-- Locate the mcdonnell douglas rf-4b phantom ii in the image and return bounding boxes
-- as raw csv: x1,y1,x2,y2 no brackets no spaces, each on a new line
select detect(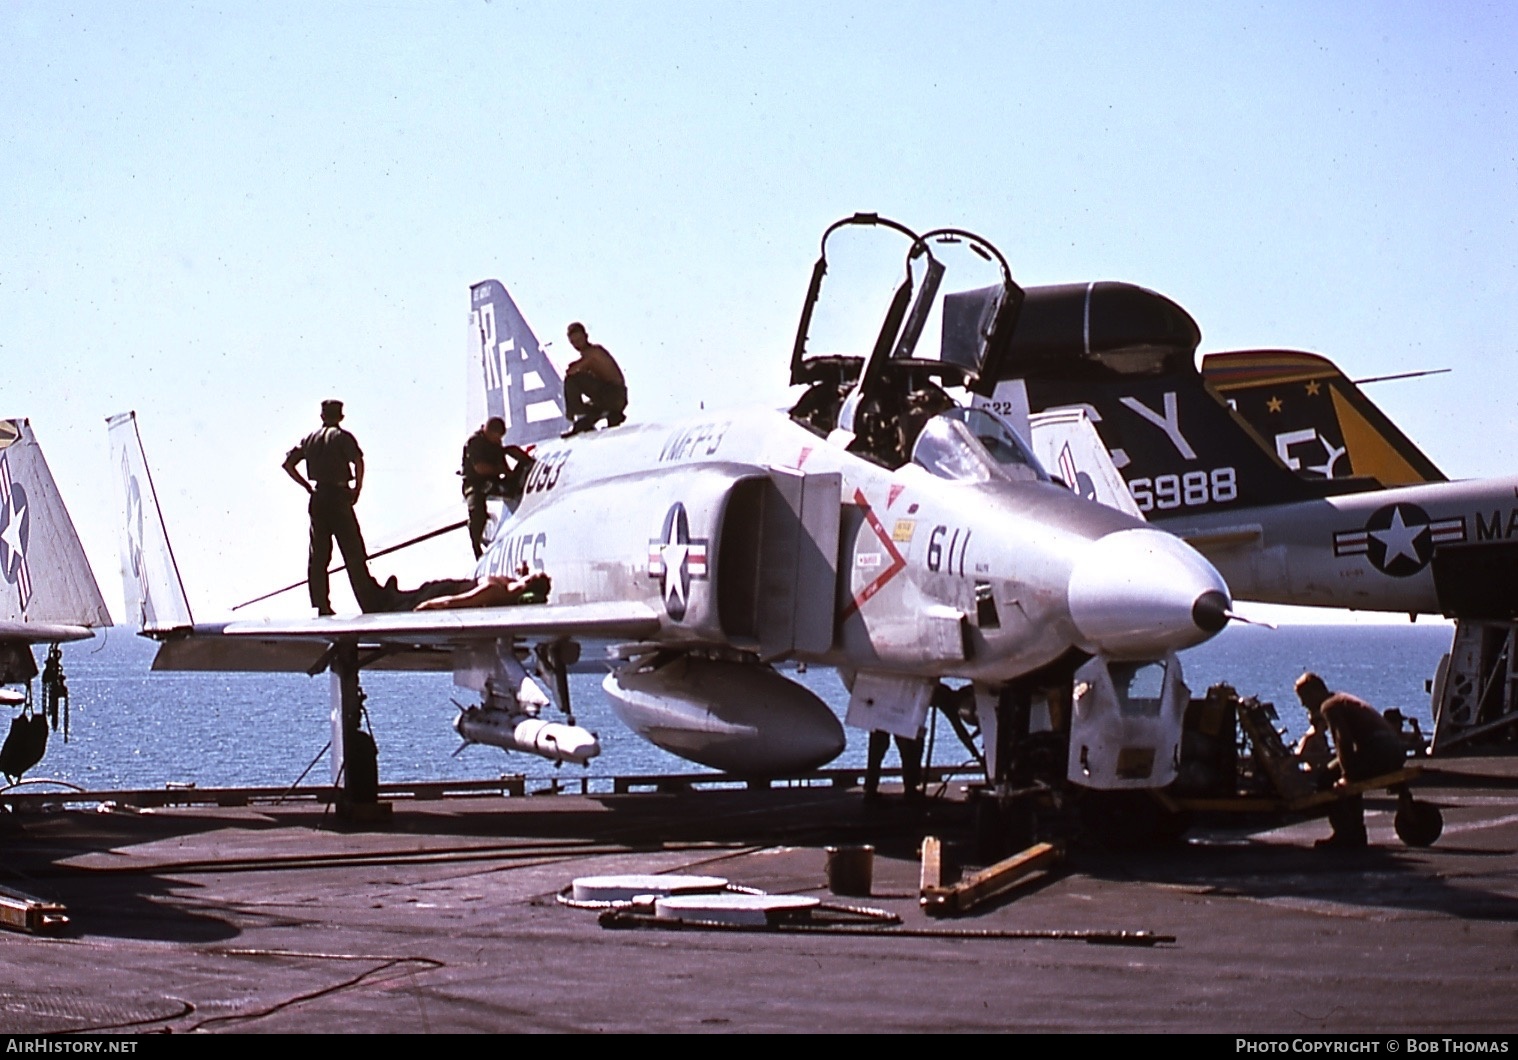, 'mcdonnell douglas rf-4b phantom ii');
115,214,1234,842
974,281,1518,754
